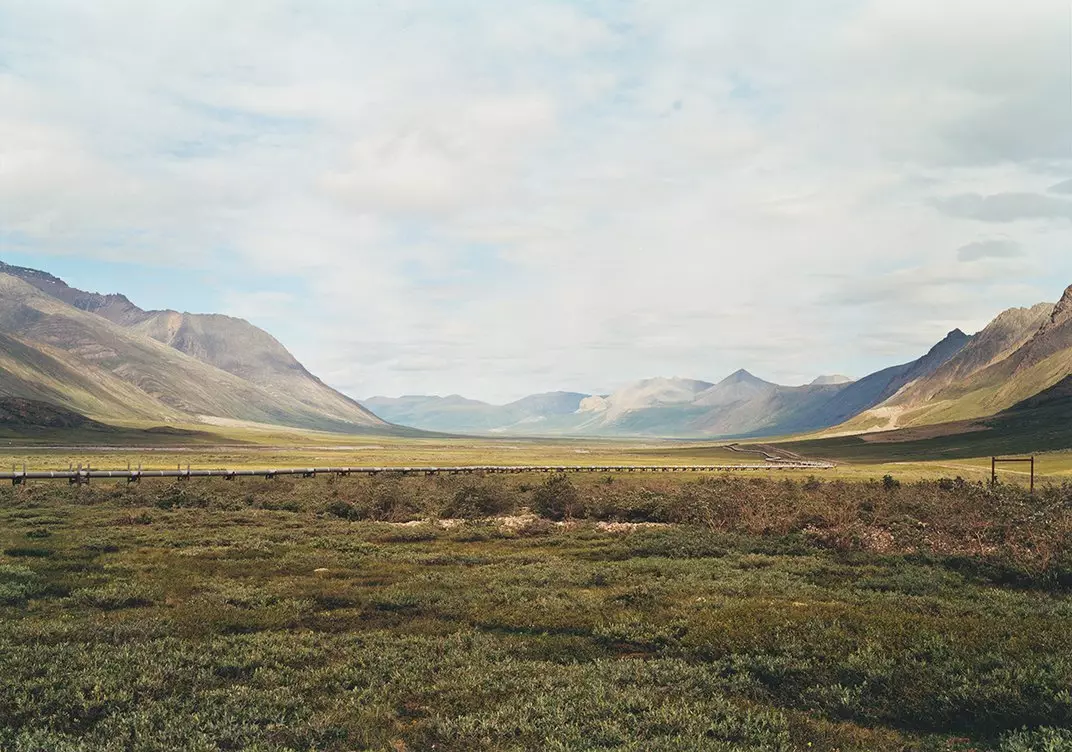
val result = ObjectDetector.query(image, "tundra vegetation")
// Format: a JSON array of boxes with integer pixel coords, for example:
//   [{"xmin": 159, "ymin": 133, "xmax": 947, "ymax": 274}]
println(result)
[{"xmin": 0, "ymin": 473, "xmax": 1070, "ymax": 751}]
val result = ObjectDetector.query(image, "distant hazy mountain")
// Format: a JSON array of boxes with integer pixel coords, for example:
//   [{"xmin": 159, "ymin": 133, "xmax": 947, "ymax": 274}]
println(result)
[
  {"xmin": 364, "ymin": 391, "xmax": 590, "ymax": 434},
  {"xmin": 811, "ymin": 374, "xmax": 854, "ymax": 385},
  {"xmin": 0, "ymin": 262, "xmax": 388, "ymax": 433},
  {"xmin": 567, "ymin": 331, "xmax": 969, "ymax": 439},
  {"xmin": 364, "ymin": 284, "xmax": 1072, "ymax": 440},
  {"xmin": 367, "ymin": 329, "xmax": 972, "ymax": 438},
  {"xmin": 687, "ymin": 371, "xmax": 843, "ymax": 437}
]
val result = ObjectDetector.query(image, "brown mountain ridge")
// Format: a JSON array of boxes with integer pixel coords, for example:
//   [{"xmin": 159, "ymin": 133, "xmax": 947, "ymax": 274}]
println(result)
[{"xmin": 0, "ymin": 262, "xmax": 390, "ymax": 433}]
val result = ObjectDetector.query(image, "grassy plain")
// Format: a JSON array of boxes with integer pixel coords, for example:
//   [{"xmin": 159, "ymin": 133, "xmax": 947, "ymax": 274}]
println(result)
[
  {"xmin": 4, "ymin": 402, "xmax": 1071, "ymax": 488},
  {"xmin": 3, "ymin": 422, "xmax": 1071, "ymax": 488},
  {"xmin": 0, "ymin": 434, "xmax": 760, "ymax": 473},
  {"xmin": 1, "ymin": 473, "xmax": 1070, "ymax": 751}
]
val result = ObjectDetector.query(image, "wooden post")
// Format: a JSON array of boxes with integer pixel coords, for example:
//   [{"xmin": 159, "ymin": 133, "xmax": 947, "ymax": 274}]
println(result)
[{"xmin": 991, "ymin": 456, "xmax": 1036, "ymax": 493}]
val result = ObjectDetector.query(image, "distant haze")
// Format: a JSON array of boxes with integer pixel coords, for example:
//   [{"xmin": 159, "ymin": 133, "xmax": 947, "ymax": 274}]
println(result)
[{"xmin": 2, "ymin": 2, "xmax": 1071, "ymax": 403}]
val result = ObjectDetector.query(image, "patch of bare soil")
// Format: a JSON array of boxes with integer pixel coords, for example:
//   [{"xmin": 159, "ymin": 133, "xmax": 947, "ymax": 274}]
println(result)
[{"xmin": 859, "ymin": 419, "xmax": 989, "ymax": 443}]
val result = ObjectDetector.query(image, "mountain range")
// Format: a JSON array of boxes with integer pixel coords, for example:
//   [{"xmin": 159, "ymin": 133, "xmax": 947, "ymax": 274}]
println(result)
[
  {"xmin": 0, "ymin": 261, "xmax": 389, "ymax": 434},
  {"xmin": 368, "ymin": 286, "xmax": 1072, "ymax": 440},
  {"xmin": 2, "ymin": 258, "xmax": 1071, "ymax": 448},
  {"xmin": 365, "ymin": 330, "xmax": 978, "ymax": 438}
]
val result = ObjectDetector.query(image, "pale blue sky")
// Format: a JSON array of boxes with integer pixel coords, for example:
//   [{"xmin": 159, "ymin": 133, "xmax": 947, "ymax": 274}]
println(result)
[{"xmin": 2, "ymin": 1, "xmax": 1072, "ymax": 402}]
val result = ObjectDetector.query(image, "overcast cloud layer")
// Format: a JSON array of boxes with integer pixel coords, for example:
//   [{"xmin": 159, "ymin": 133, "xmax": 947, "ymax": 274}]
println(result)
[{"xmin": 2, "ymin": 1, "xmax": 1072, "ymax": 402}]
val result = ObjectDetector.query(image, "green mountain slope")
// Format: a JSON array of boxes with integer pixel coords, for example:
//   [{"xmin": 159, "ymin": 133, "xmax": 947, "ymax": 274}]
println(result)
[
  {"xmin": 0, "ymin": 396, "xmax": 109, "ymax": 429},
  {"xmin": 0, "ymin": 330, "xmax": 185, "ymax": 422},
  {"xmin": 778, "ymin": 374, "xmax": 1072, "ymax": 463}
]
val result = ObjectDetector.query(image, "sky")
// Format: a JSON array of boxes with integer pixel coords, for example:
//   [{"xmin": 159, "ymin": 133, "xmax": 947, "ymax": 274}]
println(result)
[{"xmin": 2, "ymin": 1, "xmax": 1072, "ymax": 404}]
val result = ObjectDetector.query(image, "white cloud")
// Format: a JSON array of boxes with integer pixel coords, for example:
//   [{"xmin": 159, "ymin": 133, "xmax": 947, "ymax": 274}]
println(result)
[
  {"xmin": 936, "ymin": 193, "xmax": 1072, "ymax": 223},
  {"xmin": 322, "ymin": 95, "xmax": 556, "ymax": 215},
  {"xmin": 957, "ymin": 239, "xmax": 1023, "ymax": 262},
  {"xmin": 222, "ymin": 290, "xmax": 296, "ymax": 321},
  {"xmin": 2, "ymin": 1, "xmax": 1072, "ymax": 402}
]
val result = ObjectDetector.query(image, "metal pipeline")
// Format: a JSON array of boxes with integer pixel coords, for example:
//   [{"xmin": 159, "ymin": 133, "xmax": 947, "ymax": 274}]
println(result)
[{"xmin": 2, "ymin": 462, "xmax": 834, "ymax": 485}]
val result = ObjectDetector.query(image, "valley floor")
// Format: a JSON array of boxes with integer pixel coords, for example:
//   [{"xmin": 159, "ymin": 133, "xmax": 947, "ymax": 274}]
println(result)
[
  {"xmin": 1, "ymin": 474, "xmax": 1070, "ymax": 751},
  {"xmin": 2, "ymin": 431, "xmax": 1071, "ymax": 488}
]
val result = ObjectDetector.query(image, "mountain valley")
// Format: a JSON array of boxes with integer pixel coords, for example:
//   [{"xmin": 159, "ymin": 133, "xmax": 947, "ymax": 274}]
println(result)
[{"xmin": 3, "ymin": 259, "xmax": 1071, "ymax": 452}]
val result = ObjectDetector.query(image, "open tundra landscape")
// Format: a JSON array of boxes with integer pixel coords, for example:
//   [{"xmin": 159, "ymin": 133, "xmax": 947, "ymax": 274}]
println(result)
[
  {"xmin": 1, "ymin": 473, "xmax": 1071, "ymax": 751},
  {"xmin": 2, "ymin": 265, "xmax": 1072, "ymax": 751},
  {"xmin": 5, "ymin": 2, "xmax": 1072, "ymax": 751}
]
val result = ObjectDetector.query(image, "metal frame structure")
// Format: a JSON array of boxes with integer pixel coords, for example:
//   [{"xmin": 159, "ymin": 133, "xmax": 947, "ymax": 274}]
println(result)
[
  {"xmin": 991, "ymin": 456, "xmax": 1035, "ymax": 494},
  {"xmin": 3, "ymin": 461, "xmax": 834, "ymax": 486}
]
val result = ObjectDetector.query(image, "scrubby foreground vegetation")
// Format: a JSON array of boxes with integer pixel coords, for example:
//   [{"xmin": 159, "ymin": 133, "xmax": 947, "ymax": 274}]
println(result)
[{"xmin": 1, "ymin": 474, "xmax": 1071, "ymax": 751}]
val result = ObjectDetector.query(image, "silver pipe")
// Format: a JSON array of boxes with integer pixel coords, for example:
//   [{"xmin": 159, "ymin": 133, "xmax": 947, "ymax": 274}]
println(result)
[{"xmin": 1, "ymin": 461, "xmax": 833, "ymax": 483}]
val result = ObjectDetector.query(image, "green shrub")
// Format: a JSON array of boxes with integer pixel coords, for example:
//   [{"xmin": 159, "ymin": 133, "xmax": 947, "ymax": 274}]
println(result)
[
  {"xmin": 612, "ymin": 527, "xmax": 729, "ymax": 560},
  {"xmin": 532, "ymin": 474, "xmax": 583, "ymax": 520},
  {"xmin": 154, "ymin": 483, "xmax": 214, "ymax": 509},
  {"xmin": 2, "ymin": 547, "xmax": 52, "ymax": 558},
  {"xmin": 373, "ymin": 525, "xmax": 442, "ymax": 543},
  {"xmin": 999, "ymin": 726, "xmax": 1072, "ymax": 752},
  {"xmin": 593, "ymin": 617, "xmax": 688, "ymax": 652},
  {"xmin": 0, "ymin": 564, "xmax": 43, "ymax": 606},
  {"xmin": 73, "ymin": 582, "xmax": 155, "ymax": 610},
  {"xmin": 440, "ymin": 482, "xmax": 513, "ymax": 518},
  {"xmin": 325, "ymin": 499, "xmax": 358, "ymax": 520},
  {"xmin": 81, "ymin": 536, "xmax": 120, "ymax": 553}
]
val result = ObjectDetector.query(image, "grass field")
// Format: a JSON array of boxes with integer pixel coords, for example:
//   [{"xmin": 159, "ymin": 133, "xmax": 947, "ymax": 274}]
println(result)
[
  {"xmin": 0, "ymin": 438, "xmax": 760, "ymax": 475},
  {"xmin": 1, "ymin": 473, "xmax": 1070, "ymax": 751},
  {"xmin": 3, "ymin": 427, "xmax": 1071, "ymax": 488},
  {"xmin": 4, "ymin": 403, "xmax": 1071, "ymax": 489}
]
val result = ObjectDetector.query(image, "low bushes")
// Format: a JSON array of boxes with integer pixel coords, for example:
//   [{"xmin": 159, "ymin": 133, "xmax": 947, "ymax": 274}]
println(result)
[
  {"xmin": 1, "ymin": 480, "xmax": 1071, "ymax": 750},
  {"xmin": 530, "ymin": 474, "xmax": 583, "ymax": 520},
  {"xmin": 72, "ymin": 582, "xmax": 156, "ymax": 610},
  {"xmin": 0, "ymin": 565, "xmax": 43, "ymax": 606},
  {"xmin": 7, "ymin": 471, "xmax": 1067, "ymax": 572},
  {"xmin": 439, "ymin": 482, "xmax": 513, "ymax": 519}
]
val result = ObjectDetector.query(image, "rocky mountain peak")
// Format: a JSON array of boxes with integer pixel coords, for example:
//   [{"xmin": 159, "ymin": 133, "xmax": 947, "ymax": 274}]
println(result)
[
  {"xmin": 1029, "ymin": 283, "xmax": 1072, "ymax": 340},
  {"xmin": 922, "ymin": 328, "xmax": 971, "ymax": 359},
  {"xmin": 1051, "ymin": 284, "xmax": 1072, "ymax": 325},
  {"xmin": 721, "ymin": 369, "xmax": 764, "ymax": 385},
  {"xmin": 0, "ymin": 261, "xmax": 64, "ymax": 285},
  {"xmin": 0, "ymin": 260, "xmax": 150, "ymax": 325}
]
